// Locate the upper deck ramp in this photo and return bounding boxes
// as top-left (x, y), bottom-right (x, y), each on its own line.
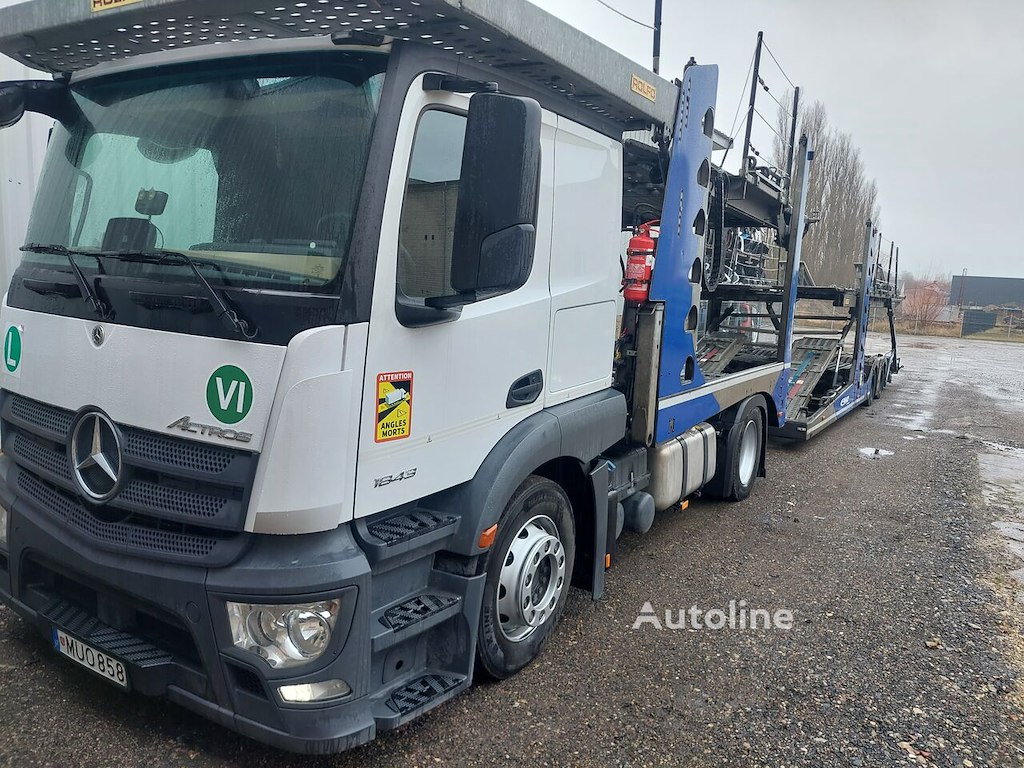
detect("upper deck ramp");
top-left (0, 0), bottom-right (677, 129)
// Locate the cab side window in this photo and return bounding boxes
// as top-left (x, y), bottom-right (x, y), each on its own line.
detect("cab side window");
top-left (397, 109), bottom-right (467, 299)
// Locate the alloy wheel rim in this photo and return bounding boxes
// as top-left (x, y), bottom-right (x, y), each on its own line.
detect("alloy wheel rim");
top-left (737, 419), bottom-right (758, 487)
top-left (496, 514), bottom-right (566, 642)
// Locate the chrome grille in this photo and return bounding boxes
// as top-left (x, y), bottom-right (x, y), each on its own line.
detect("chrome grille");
top-left (1, 392), bottom-right (256, 563)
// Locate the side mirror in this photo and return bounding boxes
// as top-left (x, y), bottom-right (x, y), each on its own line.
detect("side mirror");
top-left (0, 80), bottom-right (74, 129)
top-left (0, 83), bottom-right (25, 129)
top-left (448, 92), bottom-right (542, 300)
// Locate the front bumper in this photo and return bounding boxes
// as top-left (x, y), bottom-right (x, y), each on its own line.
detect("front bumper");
top-left (0, 455), bottom-right (480, 754)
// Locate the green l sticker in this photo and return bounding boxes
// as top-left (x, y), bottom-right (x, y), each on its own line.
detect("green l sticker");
top-left (207, 365), bottom-right (253, 424)
top-left (4, 326), bottom-right (22, 374)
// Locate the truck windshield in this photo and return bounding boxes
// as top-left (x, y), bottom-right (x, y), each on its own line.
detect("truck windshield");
top-left (23, 52), bottom-right (386, 294)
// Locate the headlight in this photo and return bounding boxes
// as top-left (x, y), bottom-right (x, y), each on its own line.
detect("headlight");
top-left (0, 502), bottom-right (8, 549)
top-left (227, 599), bottom-right (340, 669)
top-left (278, 679), bottom-right (351, 704)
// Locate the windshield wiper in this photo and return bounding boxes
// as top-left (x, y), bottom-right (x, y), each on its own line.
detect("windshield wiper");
top-left (21, 243), bottom-right (110, 319)
top-left (103, 249), bottom-right (259, 340)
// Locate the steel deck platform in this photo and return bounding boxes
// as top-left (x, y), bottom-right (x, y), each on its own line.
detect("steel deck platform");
top-left (0, 0), bottom-right (676, 130)
top-left (696, 332), bottom-right (749, 378)
top-left (784, 337), bottom-right (842, 421)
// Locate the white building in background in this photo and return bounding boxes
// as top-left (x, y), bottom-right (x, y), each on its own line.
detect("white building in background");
top-left (0, 0), bottom-right (49, 291)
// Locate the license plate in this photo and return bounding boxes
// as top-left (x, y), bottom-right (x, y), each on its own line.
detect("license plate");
top-left (52, 628), bottom-right (129, 690)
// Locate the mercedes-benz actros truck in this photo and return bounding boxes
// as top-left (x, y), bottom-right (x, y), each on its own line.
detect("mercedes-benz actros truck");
top-left (0, 0), bottom-right (899, 753)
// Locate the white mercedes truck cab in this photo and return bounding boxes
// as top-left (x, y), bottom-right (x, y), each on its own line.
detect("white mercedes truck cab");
top-left (0, 1), bottom-right (663, 752)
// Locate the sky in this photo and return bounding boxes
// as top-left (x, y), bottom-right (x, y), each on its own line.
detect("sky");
top-left (1, 0), bottom-right (1020, 279)
top-left (534, 0), bottom-right (1024, 280)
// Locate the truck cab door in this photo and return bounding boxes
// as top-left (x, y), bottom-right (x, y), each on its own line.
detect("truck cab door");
top-left (355, 76), bottom-right (554, 517)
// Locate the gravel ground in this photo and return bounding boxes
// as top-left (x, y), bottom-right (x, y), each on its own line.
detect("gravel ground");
top-left (1, 334), bottom-right (1022, 767)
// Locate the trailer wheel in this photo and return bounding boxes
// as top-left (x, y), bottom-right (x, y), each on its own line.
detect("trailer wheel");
top-left (477, 476), bottom-right (576, 680)
top-left (871, 365), bottom-right (883, 400)
top-left (707, 399), bottom-right (764, 502)
top-left (861, 367), bottom-right (878, 408)
top-left (881, 360), bottom-right (891, 389)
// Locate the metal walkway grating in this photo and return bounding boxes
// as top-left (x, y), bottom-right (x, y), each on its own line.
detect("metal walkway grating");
top-left (386, 672), bottom-right (462, 714)
top-left (367, 509), bottom-right (457, 546)
top-left (697, 332), bottom-right (749, 378)
top-left (0, 0), bottom-right (676, 128)
top-left (785, 338), bottom-right (842, 420)
top-left (380, 593), bottom-right (459, 632)
top-left (44, 598), bottom-right (174, 667)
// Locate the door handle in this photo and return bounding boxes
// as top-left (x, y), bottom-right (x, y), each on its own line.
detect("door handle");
top-left (506, 370), bottom-right (543, 408)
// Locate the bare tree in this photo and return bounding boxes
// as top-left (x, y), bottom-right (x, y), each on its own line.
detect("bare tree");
top-left (773, 94), bottom-right (881, 288)
top-left (900, 273), bottom-right (952, 331)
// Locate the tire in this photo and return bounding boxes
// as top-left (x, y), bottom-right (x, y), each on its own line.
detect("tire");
top-left (881, 360), bottom-right (892, 388)
top-left (477, 476), bottom-right (576, 680)
top-left (706, 399), bottom-right (764, 502)
top-left (871, 365), bottom-right (882, 400)
top-left (861, 367), bottom-right (877, 408)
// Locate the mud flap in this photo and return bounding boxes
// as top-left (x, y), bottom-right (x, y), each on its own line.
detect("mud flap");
top-left (588, 459), bottom-right (611, 600)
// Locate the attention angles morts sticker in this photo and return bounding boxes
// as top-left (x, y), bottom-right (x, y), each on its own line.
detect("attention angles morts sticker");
top-left (376, 371), bottom-right (413, 443)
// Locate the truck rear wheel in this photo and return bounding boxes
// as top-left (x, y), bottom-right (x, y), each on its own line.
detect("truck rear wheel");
top-left (707, 399), bottom-right (764, 502)
top-left (477, 476), bottom-right (575, 680)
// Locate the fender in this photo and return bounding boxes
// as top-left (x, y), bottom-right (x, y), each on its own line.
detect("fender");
top-left (429, 389), bottom-right (626, 560)
top-left (714, 393), bottom-right (771, 478)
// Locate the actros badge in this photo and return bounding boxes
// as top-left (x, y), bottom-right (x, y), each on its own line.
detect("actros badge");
top-left (167, 416), bottom-right (252, 443)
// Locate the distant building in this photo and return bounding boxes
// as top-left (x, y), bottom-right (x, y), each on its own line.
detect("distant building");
top-left (950, 275), bottom-right (1024, 308)
top-left (904, 281), bottom-right (948, 306)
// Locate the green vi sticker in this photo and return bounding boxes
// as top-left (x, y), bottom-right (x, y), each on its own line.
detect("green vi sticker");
top-left (4, 326), bottom-right (22, 374)
top-left (207, 365), bottom-right (253, 424)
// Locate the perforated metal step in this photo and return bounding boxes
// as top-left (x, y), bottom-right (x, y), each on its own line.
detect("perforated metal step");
top-left (43, 598), bottom-right (173, 667)
top-left (385, 672), bottom-right (463, 715)
top-left (380, 593), bottom-right (459, 632)
top-left (367, 509), bottom-right (457, 547)
top-left (0, 0), bottom-right (675, 128)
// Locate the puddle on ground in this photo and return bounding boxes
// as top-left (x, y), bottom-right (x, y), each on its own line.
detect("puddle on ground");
top-left (982, 444), bottom-right (1024, 590)
top-left (859, 447), bottom-right (894, 459)
top-left (994, 521), bottom-right (1024, 543)
top-left (887, 410), bottom-right (935, 431)
top-left (980, 446), bottom-right (1024, 509)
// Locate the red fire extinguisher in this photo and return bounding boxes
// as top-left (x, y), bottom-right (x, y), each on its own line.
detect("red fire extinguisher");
top-left (623, 220), bottom-right (658, 303)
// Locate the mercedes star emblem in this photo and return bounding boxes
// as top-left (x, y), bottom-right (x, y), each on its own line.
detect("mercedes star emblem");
top-left (91, 325), bottom-right (105, 347)
top-left (69, 411), bottom-right (123, 503)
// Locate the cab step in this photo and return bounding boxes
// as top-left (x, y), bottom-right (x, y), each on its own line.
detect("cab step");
top-left (368, 509), bottom-right (457, 545)
top-left (373, 671), bottom-right (468, 730)
top-left (356, 508), bottom-right (459, 565)
top-left (371, 591), bottom-right (461, 652)
top-left (42, 597), bottom-right (172, 667)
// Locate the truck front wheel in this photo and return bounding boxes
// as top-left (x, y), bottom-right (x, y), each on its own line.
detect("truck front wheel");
top-left (477, 476), bottom-right (576, 680)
